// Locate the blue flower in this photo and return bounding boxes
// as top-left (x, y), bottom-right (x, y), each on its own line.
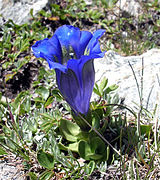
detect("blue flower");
top-left (32, 25), bottom-right (105, 115)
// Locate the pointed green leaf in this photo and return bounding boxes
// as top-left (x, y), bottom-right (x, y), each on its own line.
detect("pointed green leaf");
top-left (0, 147), bottom-right (8, 155)
top-left (37, 150), bottom-right (55, 170)
top-left (93, 83), bottom-right (101, 96)
top-left (104, 84), bottom-right (118, 94)
top-left (44, 96), bottom-right (54, 108)
top-left (99, 77), bottom-right (108, 94)
top-left (39, 113), bottom-right (54, 120)
top-left (39, 170), bottom-right (53, 180)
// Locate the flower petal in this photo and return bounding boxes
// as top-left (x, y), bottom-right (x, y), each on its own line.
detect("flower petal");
top-left (64, 55), bottom-right (99, 114)
top-left (87, 29), bottom-right (106, 55)
top-left (81, 59), bottom-right (95, 114)
top-left (78, 31), bottom-right (92, 58)
top-left (40, 54), bottom-right (67, 73)
top-left (56, 69), bottom-right (82, 114)
top-left (67, 54), bottom-right (104, 87)
top-left (54, 25), bottom-right (80, 56)
top-left (32, 35), bottom-right (62, 63)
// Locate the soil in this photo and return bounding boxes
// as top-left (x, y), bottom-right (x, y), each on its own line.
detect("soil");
top-left (0, 61), bottom-right (41, 99)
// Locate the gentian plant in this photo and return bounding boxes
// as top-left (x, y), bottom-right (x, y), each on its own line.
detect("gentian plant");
top-left (32, 25), bottom-right (112, 160)
top-left (32, 25), bottom-right (105, 114)
top-left (32, 25), bottom-right (105, 127)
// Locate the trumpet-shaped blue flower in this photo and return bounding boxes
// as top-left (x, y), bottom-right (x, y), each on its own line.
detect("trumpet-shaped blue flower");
top-left (32, 25), bottom-right (105, 115)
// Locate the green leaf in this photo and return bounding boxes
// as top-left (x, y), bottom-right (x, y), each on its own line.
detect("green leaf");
top-left (59, 119), bottom-right (81, 142)
top-left (30, 8), bottom-right (34, 18)
top-left (67, 142), bottom-right (79, 152)
top-left (78, 140), bottom-right (92, 160)
top-left (91, 109), bottom-right (103, 129)
top-left (37, 150), bottom-right (55, 170)
top-left (34, 97), bottom-right (44, 103)
top-left (0, 147), bottom-right (8, 155)
top-left (23, 97), bottom-right (31, 113)
top-left (87, 153), bottom-right (103, 160)
top-left (28, 172), bottom-right (37, 180)
top-left (78, 137), bottom-right (106, 160)
top-left (44, 96), bottom-right (54, 108)
top-left (39, 113), bottom-right (54, 120)
top-left (59, 142), bottom-right (79, 152)
top-left (26, 117), bottom-right (38, 134)
top-left (49, 133), bottom-right (60, 157)
top-left (0, 92), bottom-right (2, 100)
top-left (90, 137), bottom-right (106, 154)
top-left (11, 91), bottom-right (29, 109)
top-left (36, 86), bottom-right (49, 101)
top-left (51, 89), bottom-right (63, 101)
top-left (99, 77), bottom-right (108, 95)
top-left (104, 84), bottom-right (118, 94)
top-left (140, 124), bottom-right (152, 136)
top-left (93, 83), bottom-right (101, 96)
top-left (39, 170), bottom-right (53, 180)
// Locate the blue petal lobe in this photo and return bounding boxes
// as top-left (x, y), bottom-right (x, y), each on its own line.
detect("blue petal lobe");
top-left (57, 69), bottom-right (81, 114)
top-left (54, 25), bottom-right (80, 58)
top-left (65, 55), bottom-right (99, 115)
top-left (32, 35), bottom-right (62, 63)
top-left (40, 54), bottom-right (67, 73)
top-left (87, 29), bottom-right (106, 54)
top-left (82, 59), bottom-right (95, 114)
top-left (67, 54), bottom-right (103, 87)
top-left (78, 31), bottom-right (92, 58)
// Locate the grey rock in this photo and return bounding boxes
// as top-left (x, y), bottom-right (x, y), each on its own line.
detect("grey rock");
top-left (116, 0), bottom-right (143, 18)
top-left (116, 0), bottom-right (160, 18)
top-left (94, 48), bottom-right (160, 112)
top-left (0, 0), bottom-right (54, 25)
top-left (0, 162), bottom-right (25, 180)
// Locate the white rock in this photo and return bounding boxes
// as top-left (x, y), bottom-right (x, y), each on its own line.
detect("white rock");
top-left (84, 0), bottom-right (92, 5)
top-left (0, 0), bottom-right (52, 25)
top-left (116, 0), bottom-right (143, 18)
top-left (94, 48), bottom-right (160, 112)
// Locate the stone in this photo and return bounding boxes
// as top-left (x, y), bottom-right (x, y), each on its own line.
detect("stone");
top-left (0, 162), bottom-right (25, 180)
top-left (115, 0), bottom-right (160, 18)
top-left (116, 0), bottom-right (143, 18)
top-left (94, 48), bottom-right (160, 112)
top-left (0, 0), bottom-right (54, 25)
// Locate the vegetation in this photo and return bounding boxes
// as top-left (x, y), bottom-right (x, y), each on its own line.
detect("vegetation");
top-left (0, 0), bottom-right (160, 179)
